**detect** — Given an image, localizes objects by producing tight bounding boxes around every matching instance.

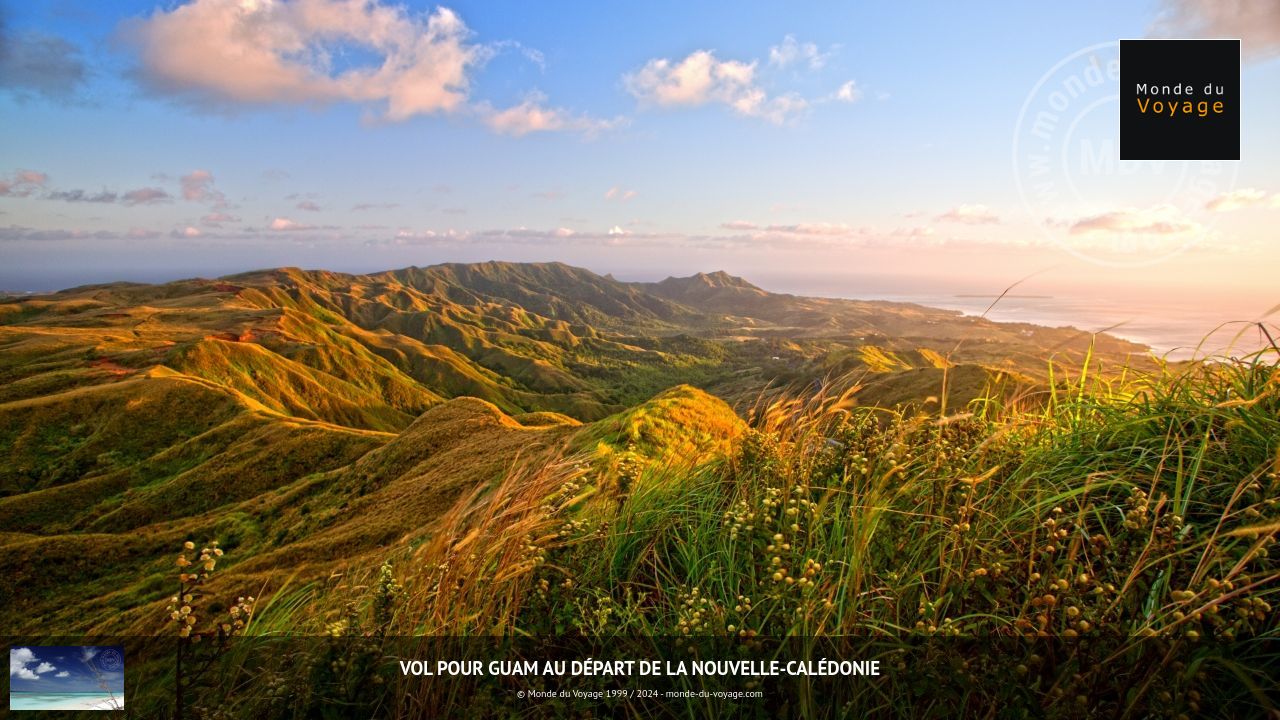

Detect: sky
[1,0,1278,327]
[9,646,125,695]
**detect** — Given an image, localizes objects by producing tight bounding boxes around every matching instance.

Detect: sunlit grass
[278,348,1278,642]
[186,345,1280,716]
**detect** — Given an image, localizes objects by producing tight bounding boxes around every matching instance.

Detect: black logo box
[1120,39,1240,160]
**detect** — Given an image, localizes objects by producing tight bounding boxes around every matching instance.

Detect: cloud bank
[123,0,479,120]
[120,0,609,136]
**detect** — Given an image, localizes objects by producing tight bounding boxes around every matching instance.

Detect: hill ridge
[0,259,1160,635]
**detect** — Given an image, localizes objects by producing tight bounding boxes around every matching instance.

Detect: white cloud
[267,215,327,229]
[1205,188,1273,212]
[624,49,808,124]
[11,648,35,672]
[270,217,312,231]
[604,187,637,201]
[1067,205,1201,236]
[1150,0,1280,60]
[832,80,861,103]
[35,662,56,674]
[480,92,619,137]
[607,225,629,236]
[123,1,482,121]
[11,648,41,680]
[122,2,601,136]
[768,35,834,70]
[179,225,202,237]
[937,204,999,225]
[55,671,70,678]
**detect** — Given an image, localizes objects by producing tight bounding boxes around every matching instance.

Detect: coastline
[9,692,125,711]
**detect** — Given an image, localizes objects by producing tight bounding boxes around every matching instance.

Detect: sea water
[855,293,1273,361]
[9,691,125,710]
[746,272,1274,362]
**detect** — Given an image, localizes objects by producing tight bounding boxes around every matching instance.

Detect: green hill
[0,261,1162,636]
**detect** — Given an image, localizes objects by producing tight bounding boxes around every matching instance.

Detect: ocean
[9,692,125,711]
[852,293,1275,361]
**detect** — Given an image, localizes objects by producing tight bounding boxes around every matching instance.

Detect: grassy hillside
[0,263,1167,631]
[291,354,1279,631]
[219,354,1277,718]
[1,262,1275,717]
[0,262,1151,425]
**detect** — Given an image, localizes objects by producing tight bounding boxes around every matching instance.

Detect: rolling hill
[0,261,1155,634]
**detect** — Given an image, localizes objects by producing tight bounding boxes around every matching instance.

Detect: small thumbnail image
[9,646,124,711]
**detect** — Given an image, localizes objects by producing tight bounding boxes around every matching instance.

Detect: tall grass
[331,352,1276,633]
[223,350,1279,717]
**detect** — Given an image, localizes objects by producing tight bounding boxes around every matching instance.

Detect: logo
[1120,39,1240,160]
[98,648,124,672]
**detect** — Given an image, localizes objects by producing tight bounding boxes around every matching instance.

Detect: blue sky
[1,0,1278,313]
[9,646,125,694]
